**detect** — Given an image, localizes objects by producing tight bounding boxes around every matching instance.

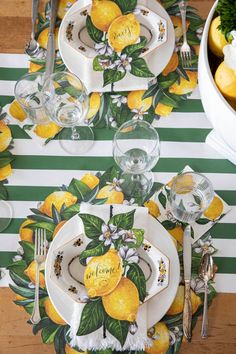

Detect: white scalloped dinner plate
[45,213,180,328]
[58,0,175,93]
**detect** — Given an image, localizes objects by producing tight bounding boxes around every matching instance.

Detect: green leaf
[176,66,190,81]
[159,91,180,108]
[92,198,108,205]
[0,155,14,168]
[9,284,47,299]
[132,228,144,248]
[103,69,126,87]
[93,56,106,71]
[158,72,179,89]
[77,299,105,336]
[27,213,53,223]
[61,204,80,220]
[79,213,104,239]
[113,0,137,13]
[54,326,67,354]
[52,204,61,224]
[123,36,147,57]
[25,221,55,234]
[99,166,119,188]
[153,89,163,108]
[186,30,201,45]
[105,316,129,347]
[142,82,159,99]
[19,241,35,265]
[109,210,135,230]
[14,298,35,307]
[0,182,8,200]
[158,192,167,209]
[79,240,110,265]
[41,325,60,344]
[195,218,210,225]
[32,317,55,335]
[68,178,90,201]
[7,259,28,275]
[127,263,146,302]
[9,270,30,287]
[131,58,154,78]
[161,220,176,230]
[86,16,103,43]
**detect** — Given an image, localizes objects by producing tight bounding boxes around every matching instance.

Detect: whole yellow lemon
[86,92,101,120]
[0,164,12,181]
[19,219,35,243]
[44,297,66,325]
[155,102,173,116]
[162,52,179,76]
[81,173,100,190]
[169,71,198,95]
[34,122,61,139]
[9,100,27,122]
[38,27,59,50]
[144,200,161,218]
[208,16,228,58]
[108,14,140,52]
[203,195,224,221]
[40,191,77,217]
[90,0,122,32]
[96,185,124,204]
[102,277,139,322]
[0,121,12,152]
[127,90,153,112]
[24,260,46,288]
[167,285,201,316]
[215,61,236,100]
[146,322,170,354]
[84,249,122,297]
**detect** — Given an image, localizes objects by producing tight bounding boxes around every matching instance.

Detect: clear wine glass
[14,72,50,125]
[168,172,214,224]
[113,120,160,197]
[42,71,92,155]
[0,199,13,232]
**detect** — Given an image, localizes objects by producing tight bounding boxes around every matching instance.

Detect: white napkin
[68,203,151,351]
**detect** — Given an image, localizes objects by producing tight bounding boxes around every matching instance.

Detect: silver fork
[30,228,47,324]
[178,1,192,67]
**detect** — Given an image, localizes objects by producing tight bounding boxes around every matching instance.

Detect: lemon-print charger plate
[58,0,175,93]
[49,232,169,304]
[45,213,180,328]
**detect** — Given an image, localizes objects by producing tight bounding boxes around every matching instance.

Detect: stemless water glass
[14,72,50,125]
[113,120,160,197]
[169,172,214,224]
[43,71,92,154]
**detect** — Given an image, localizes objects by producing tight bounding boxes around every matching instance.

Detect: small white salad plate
[58,0,175,93]
[45,213,180,328]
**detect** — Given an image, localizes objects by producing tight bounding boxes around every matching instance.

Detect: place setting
[0,0,236,353]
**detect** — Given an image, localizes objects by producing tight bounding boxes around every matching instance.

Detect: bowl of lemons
[198,0,236,157]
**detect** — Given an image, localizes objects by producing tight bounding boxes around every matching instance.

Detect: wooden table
[0,1,236,353]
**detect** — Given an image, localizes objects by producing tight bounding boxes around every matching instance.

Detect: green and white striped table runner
[0,53,236,292]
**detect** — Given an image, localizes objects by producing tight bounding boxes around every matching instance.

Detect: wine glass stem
[71,126,80,140]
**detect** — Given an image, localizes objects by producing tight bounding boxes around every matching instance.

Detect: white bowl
[198,0,236,152]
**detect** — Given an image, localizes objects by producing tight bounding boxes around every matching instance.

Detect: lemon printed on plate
[108,14,141,52]
[84,249,122,297]
[102,277,139,322]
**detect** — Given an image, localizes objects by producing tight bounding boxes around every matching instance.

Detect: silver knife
[183,224,192,341]
[45,0,59,79]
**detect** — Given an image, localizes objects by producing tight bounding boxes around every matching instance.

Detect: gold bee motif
[68,285,78,294]
[54,252,63,278]
[80,9,88,16]
[141,9,149,16]
[78,46,86,52]
[66,21,74,42]
[143,243,151,251]
[73,238,83,247]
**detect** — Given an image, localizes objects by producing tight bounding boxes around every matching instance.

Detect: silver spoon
[25,0,40,56]
[199,252,214,338]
